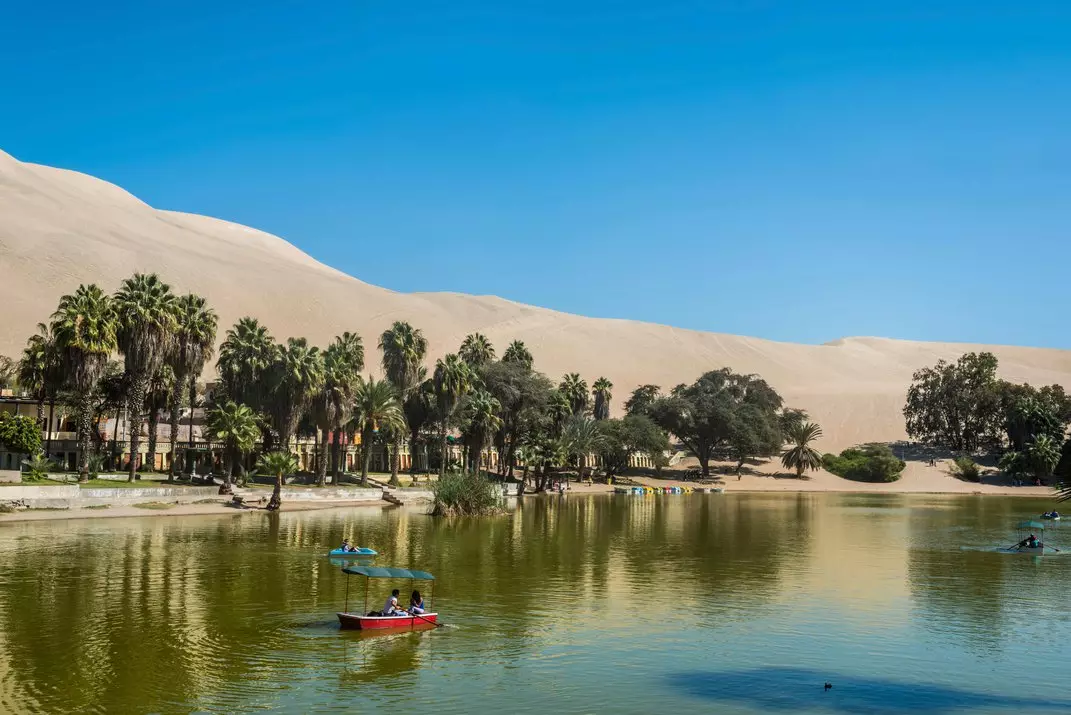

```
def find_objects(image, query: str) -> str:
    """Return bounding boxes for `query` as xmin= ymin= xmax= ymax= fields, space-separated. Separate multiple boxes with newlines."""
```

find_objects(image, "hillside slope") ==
xmin=2 ymin=149 xmax=1069 ymax=450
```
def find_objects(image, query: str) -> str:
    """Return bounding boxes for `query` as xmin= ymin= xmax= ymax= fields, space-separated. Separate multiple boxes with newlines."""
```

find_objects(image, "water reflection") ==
xmin=0 ymin=494 xmax=1065 ymax=713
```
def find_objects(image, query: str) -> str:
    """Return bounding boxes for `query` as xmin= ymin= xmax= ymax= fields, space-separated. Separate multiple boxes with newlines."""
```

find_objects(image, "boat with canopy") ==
xmin=1009 ymin=521 xmax=1048 ymax=555
xmin=337 ymin=565 xmax=438 ymax=630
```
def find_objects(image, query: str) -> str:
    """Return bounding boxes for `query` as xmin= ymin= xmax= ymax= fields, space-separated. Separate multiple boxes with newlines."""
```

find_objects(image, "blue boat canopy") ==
xmin=342 ymin=565 xmax=435 ymax=580
xmin=1017 ymin=521 xmax=1045 ymax=530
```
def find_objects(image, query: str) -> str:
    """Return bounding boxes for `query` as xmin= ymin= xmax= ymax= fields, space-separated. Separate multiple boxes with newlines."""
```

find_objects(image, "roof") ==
xmin=1017 ymin=521 xmax=1046 ymax=530
xmin=342 ymin=565 xmax=435 ymax=580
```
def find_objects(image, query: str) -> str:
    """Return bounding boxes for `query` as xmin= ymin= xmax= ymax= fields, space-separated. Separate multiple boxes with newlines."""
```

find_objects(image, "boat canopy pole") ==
xmin=364 ymin=576 xmax=370 ymax=614
xmin=345 ymin=573 xmax=351 ymax=613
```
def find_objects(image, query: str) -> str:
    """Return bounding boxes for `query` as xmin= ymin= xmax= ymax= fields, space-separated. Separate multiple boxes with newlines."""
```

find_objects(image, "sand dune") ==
xmin=2 ymin=149 xmax=1070 ymax=452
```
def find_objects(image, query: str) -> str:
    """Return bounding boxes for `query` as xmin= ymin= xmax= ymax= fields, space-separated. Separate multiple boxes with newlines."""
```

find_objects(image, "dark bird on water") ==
xmin=824 ymin=682 xmax=833 ymax=691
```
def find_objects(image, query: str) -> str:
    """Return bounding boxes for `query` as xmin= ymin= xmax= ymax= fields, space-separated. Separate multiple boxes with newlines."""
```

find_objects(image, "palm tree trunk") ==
xmin=76 ymin=391 xmax=94 ymax=482
xmin=127 ymin=376 xmax=148 ymax=482
xmin=332 ymin=427 xmax=343 ymax=480
xmin=409 ymin=429 xmax=420 ymax=479
xmin=361 ymin=428 xmax=372 ymax=486
xmin=45 ymin=400 xmax=55 ymax=458
xmin=219 ymin=446 xmax=234 ymax=495
xmin=168 ymin=375 xmax=183 ymax=480
xmin=187 ymin=375 xmax=197 ymax=466
xmin=147 ymin=406 xmax=160 ymax=473
xmin=35 ymin=399 xmax=45 ymax=430
xmin=389 ymin=437 xmax=401 ymax=487
xmin=317 ymin=427 xmax=330 ymax=487
xmin=267 ymin=473 xmax=282 ymax=510
xmin=439 ymin=428 xmax=447 ymax=477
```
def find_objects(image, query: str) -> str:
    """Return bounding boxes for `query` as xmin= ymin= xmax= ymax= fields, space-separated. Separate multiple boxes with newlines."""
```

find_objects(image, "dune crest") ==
xmin=2 ymin=150 xmax=1069 ymax=450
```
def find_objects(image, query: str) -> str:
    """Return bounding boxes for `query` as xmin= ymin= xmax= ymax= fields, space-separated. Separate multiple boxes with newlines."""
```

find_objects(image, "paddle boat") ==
xmin=1008 ymin=521 xmax=1051 ymax=555
xmin=329 ymin=547 xmax=378 ymax=558
xmin=337 ymin=565 xmax=438 ymax=630
xmin=1042 ymin=511 xmax=1061 ymax=521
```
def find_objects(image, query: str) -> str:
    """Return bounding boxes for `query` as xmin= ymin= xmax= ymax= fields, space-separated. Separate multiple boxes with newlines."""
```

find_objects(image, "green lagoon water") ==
xmin=0 ymin=493 xmax=1069 ymax=714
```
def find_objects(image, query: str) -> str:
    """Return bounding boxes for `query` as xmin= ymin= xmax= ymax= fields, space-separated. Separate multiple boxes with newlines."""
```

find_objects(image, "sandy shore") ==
xmin=0 ymin=499 xmax=392 ymax=523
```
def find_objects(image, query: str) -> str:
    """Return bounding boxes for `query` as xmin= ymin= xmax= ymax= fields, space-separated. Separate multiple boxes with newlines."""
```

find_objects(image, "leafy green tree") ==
xmin=779 ymin=408 xmax=809 ymax=436
xmin=256 ymin=451 xmax=300 ymax=511
xmin=266 ymin=338 xmax=324 ymax=464
xmin=459 ymin=333 xmax=495 ymax=368
xmin=167 ymin=294 xmax=217 ymax=479
xmin=313 ymin=334 xmax=363 ymax=486
xmin=592 ymin=377 xmax=613 ymax=420
xmin=781 ymin=422 xmax=823 ymax=479
xmin=433 ymin=354 xmax=473 ymax=478
xmin=217 ymin=317 xmax=277 ymax=412
xmin=1000 ymin=383 xmax=1071 ymax=451
xmin=501 ymin=340 xmax=534 ymax=370
xmin=479 ymin=361 xmax=553 ymax=480
xmin=379 ymin=321 xmax=427 ymax=486
xmin=0 ymin=413 xmax=42 ymax=456
xmin=50 ymin=284 xmax=118 ymax=481
xmin=558 ymin=373 xmax=589 ymax=416
xmin=903 ymin=352 xmax=1003 ymax=452
xmin=648 ymin=369 xmax=784 ymax=477
xmin=596 ymin=414 xmax=669 ymax=479
xmin=624 ymin=384 xmax=661 ymax=416
xmin=460 ymin=390 xmax=502 ymax=474
xmin=351 ymin=375 xmax=406 ymax=486
xmin=204 ymin=401 xmax=260 ymax=493
xmin=727 ymin=402 xmax=783 ymax=474
xmin=1001 ymin=434 xmax=1061 ymax=483
xmin=114 ymin=273 xmax=178 ymax=481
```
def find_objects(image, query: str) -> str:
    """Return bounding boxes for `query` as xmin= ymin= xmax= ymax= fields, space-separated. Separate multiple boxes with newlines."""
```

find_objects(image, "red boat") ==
xmin=337 ymin=564 xmax=439 ymax=631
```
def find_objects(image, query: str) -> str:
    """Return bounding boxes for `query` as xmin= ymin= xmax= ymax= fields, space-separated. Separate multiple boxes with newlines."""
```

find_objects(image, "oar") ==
xmin=409 ymin=610 xmax=443 ymax=628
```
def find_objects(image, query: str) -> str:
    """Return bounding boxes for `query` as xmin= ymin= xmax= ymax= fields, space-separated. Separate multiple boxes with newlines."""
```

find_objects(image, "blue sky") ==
xmin=3 ymin=1 xmax=1069 ymax=347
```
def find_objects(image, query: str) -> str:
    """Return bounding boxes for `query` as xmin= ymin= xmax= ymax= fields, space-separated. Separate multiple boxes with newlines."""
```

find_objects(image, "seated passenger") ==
xmin=410 ymin=590 xmax=426 ymax=615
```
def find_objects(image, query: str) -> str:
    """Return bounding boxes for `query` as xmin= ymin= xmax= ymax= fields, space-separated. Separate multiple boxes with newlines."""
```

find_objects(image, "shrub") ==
xmin=431 ymin=471 xmax=503 ymax=516
xmin=0 ymin=413 xmax=42 ymax=456
xmin=20 ymin=453 xmax=57 ymax=482
xmin=822 ymin=443 xmax=906 ymax=483
xmin=949 ymin=456 xmax=982 ymax=482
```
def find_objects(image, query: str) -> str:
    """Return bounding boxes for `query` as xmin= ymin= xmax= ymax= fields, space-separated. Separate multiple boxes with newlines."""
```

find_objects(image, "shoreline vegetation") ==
xmin=1 ymin=273 xmax=1069 ymax=518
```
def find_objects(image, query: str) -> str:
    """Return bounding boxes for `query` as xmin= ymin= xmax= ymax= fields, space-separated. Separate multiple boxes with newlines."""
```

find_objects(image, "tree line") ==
xmin=1 ymin=272 xmax=833 ymax=504
xmin=903 ymin=351 xmax=1071 ymax=483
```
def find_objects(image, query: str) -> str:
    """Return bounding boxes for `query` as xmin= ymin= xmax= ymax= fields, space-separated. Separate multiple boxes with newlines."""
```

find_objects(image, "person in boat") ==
xmin=339 ymin=539 xmax=355 ymax=553
xmin=409 ymin=590 xmax=425 ymax=615
xmin=383 ymin=588 xmax=404 ymax=616
xmin=1025 ymin=534 xmax=1041 ymax=549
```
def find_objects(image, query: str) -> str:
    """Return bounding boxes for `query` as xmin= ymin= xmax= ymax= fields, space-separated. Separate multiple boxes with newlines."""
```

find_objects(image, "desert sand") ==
xmin=2 ymin=148 xmax=1070 ymax=473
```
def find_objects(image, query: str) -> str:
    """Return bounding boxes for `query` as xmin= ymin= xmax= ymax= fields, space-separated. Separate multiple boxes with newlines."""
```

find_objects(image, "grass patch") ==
xmin=193 ymin=498 xmax=221 ymax=504
xmin=132 ymin=502 xmax=176 ymax=510
xmin=83 ymin=504 xmax=110 ymax=510
xmin=431 ymin=471 xmax=504 ymax=517
xmin=28 ymin=507 xmax=69 ymax=512
xmin=77 ymin=479 xmax=197 ymax=489
xmin=0 ymin=504 xmax=15 ymax=514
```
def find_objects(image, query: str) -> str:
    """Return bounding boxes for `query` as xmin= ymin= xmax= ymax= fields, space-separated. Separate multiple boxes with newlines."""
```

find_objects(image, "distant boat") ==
xmin=329 ymin=547 xmax=377 ymax=557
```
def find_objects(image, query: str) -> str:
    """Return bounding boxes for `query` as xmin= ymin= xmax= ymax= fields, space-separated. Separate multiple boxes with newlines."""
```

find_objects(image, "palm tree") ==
xmin=379 ymin=321 xmax=427 ymax=486
xmin=501 ymin=340 xmax=533 ymax=370
xmin=167 ymin=294 xmax=217 ymax=479
xmin=351 ymin=376 xmax=406 ymax=486
xmin=404 ymin=379 xmax=436 ymax=480
xmin=114 ymin=273 xmax=178 ymax=481
xmin=313 ymin=335 xmax=363 ymax=487
xmin=0 ymin=355 xmax=15 ymax=390
xmin=460 ymin=333 xmax=495 ymax=368
xmin=328 ymin=331 xmax=364 ymax=479
xmin=18 ymin=323 xmax=59 ymax=430
xmin=143 ymin=365 xmax=173 ymax=472
xmin=433 ymin=353 xmax=473 ymax=477
xmin=50 ymin=284 xmax=118 ymax=481
xmin=461 ymin=390 xmax=502 ymax=475
xmin=592 ymin=377 xmax=613 ymax=420
xmin=781 ymin=422 xmax=824 ymax=479
xmin=204 ymin=401 xmax=261 ymax=494
xmin=562 ymin=415 xmax=605 ymax=483
xmin=559 ymin=373 xmax=589 ymax=416
xmin=257 ymin=451 xmax=300 ymax=511
xmin=547 ymin=390 xmax=572 ymax=435
xmin=267 ymin=338 xmax=325 ymax=457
